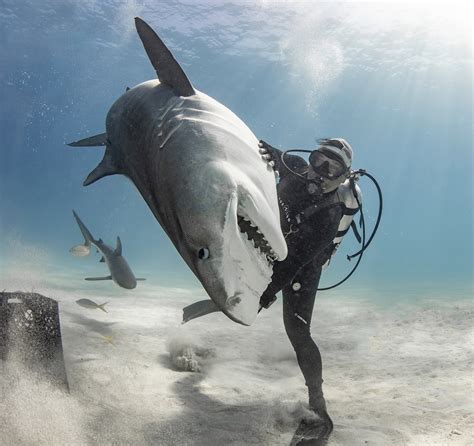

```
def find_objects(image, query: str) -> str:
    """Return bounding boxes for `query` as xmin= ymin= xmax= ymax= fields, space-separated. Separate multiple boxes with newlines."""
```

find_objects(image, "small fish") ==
xmin=75 ymin=298 xmax=108 ymax=312
xmin=70 ymin=244 xmax=91 ymax=257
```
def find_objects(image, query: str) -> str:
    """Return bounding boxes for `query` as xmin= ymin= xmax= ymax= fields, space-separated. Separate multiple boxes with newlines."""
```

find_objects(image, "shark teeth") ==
xmin=237 ymin=215 xmax=278 ymax=265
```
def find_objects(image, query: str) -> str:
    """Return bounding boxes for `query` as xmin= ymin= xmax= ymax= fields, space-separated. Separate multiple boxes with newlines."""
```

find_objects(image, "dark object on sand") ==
xmin=0 ymin=291 xmax=69 ymax=390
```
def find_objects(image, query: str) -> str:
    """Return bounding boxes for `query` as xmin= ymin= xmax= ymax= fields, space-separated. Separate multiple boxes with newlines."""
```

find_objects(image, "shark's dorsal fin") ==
xmin=114 ymin=236 xmax=122 ymax=256
xmin=83 ymin=148 xmax=121 ymax=186
xmin=67 ymin=133 xmax=107 ymax=147
xmin=135 ymin=17 xmax=195 ymax=97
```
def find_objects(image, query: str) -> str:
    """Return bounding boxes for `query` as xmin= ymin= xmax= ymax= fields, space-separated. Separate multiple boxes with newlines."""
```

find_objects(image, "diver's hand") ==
xmin=258 ymin=140 xmax=279 ymax=175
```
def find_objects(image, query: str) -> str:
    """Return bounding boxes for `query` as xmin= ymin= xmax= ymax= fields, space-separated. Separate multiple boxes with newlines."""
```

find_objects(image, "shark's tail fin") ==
xmin=72 ymin=210 xmax=97 ymax=246
xmin=98 ymin=302 xmax=109 ymax=313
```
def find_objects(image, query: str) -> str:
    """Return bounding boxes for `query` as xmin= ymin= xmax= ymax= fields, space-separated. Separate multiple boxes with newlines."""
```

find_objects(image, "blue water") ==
xmin=0 ymin=1 xmax=472 ymax=300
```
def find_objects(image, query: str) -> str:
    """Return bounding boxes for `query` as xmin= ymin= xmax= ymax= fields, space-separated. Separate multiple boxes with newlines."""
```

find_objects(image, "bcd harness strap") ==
xmin=289 ymin=192 xmax=361 ymax=243
xmin=336 ymin=211 xmax=362 ymax=243
xmin=293 ymin=201 xmax=342 ymax=225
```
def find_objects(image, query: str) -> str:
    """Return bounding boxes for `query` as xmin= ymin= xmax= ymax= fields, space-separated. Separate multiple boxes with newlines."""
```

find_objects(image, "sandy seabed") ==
xmin=0 ymin=284 xmax=472 ymax=446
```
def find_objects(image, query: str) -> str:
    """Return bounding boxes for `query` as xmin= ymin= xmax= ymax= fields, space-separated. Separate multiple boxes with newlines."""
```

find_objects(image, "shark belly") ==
xmin=106 ymin=256 xmax=137 ymax=290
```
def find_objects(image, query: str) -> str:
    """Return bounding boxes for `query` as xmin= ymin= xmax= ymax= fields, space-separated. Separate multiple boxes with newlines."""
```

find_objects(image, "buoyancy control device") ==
xmin=280 ymin=150 xmax=383 ymax=290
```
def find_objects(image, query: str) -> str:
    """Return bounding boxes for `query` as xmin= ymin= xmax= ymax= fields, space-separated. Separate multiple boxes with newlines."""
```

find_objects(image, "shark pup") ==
xmin=72 ymin=210 xmax=145 ymax=289
xmin=69 ymin=18 xmax=287 ymax=325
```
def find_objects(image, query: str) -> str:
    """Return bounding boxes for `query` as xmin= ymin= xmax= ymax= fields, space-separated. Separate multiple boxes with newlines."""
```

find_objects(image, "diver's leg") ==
xmin=282 ymin=262 xmax=331 ymax=419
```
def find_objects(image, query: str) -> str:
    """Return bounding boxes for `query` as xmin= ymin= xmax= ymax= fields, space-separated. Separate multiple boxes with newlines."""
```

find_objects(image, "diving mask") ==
xmin=309 ymin=150 xmax=347 ymax=179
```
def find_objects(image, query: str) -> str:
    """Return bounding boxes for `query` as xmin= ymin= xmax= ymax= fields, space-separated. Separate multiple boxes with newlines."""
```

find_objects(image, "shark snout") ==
xmin=117 ymin=278 xmax=137 ymax=290
xmin=199 ymin=189 xmax=283 ymax=325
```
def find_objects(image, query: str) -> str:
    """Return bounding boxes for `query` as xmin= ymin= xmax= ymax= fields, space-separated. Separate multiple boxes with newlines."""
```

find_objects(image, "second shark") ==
xmin=71 ymin=210 xmax=145 ymax=289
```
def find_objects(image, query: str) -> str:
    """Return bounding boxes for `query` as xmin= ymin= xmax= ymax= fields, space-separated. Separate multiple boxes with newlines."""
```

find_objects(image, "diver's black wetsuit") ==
xmin=260 ymin=143 xmax=343 ymax=413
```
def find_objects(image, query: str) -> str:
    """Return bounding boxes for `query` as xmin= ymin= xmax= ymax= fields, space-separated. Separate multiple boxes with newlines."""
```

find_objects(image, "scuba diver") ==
xmin=258 ymin=137 xmax=362 ymax=442
xmin=181 ymin=135 xmax=382 ymax=442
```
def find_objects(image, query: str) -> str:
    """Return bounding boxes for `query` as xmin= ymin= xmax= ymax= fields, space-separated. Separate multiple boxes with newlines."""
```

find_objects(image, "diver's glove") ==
xmin=258 ymin=140 xmax=279 ymax=176
xmin=258 ymin=293 xmax=277 ymax=313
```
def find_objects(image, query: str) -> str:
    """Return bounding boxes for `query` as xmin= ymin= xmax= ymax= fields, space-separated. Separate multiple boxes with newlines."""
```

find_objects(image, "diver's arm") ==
xmin=260 ymin=206 xmax=341 ymax=305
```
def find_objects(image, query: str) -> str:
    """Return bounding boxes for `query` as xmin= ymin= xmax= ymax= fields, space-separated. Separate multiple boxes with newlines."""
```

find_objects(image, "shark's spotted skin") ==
xmin=69 ymin=18 xmax=287 ymax=325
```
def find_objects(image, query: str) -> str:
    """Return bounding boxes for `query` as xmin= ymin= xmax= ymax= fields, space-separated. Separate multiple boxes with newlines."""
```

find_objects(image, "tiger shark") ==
xmin=68 ymin=17 xmax=287 ymax=325
xmin=72 ymin=210 xmax=145 ymax=289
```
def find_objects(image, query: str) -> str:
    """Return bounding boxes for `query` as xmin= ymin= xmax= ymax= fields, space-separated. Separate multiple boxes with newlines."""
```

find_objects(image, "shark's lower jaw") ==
xmin=237 ymin=215 xmax=279 ymax=264
xmin=236 ymin=215 xmax=274 ymax=281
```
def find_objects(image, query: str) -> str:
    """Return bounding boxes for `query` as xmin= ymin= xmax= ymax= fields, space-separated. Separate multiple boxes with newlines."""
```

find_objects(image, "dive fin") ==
xmin=99 ymin=256 xmax=105 ymax=263
xmin=67 ymin=133 xmax=107 ymax=147
xmin=182 ymin=299 xmax=220 ymax=324
xmin=135 ymin=17 xmax=195 ymax=97
xmin=85 ymin=275 xmax=112 ymax=281
xmin=72 ymin=210 xmax=95 ymax=245
xmin=114 ymin=236 xmax=122 ymax=256
xmin=83 ymin=147 xmax=121 ymax=186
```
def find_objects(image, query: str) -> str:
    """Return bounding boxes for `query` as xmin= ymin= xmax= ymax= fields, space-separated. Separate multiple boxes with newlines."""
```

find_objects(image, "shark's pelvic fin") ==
xmin=85 ymin=276 xmax=112 ymax=281
xmin=134 ymin=17 xmax=195 ymax=97
xmin=83 ymin=148 xmax=121 ymax=186
xmin=114 ymin=236 xmax=122 ymax=256
xmin=67 ymin=133 xmax=107 ymax=147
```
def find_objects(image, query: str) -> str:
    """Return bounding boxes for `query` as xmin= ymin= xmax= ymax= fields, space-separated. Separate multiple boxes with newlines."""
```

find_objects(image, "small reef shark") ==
xmin=68 ymin=18 xmax=287 ymax=325
xmin=72 ymin=210 xmax=145 ymax=289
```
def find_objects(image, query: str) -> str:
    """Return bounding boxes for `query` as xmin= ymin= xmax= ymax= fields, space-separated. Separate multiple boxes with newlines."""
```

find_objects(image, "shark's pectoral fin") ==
xmin=114 ymin=236 xmax=122 ymax=256
xmin=85 ymin=275 xmax=112 ymax=281
xmin=136 ymin=278 xmax=146 ymax=281
xmin=134 ymin=17 xmax=195 ymax=97
xmin=182 ymin=299 xmax=220 ymax=324
xmin=84 ymin=148 xmax=121 ymax=186
xmin=67 ymin=133 xmax=107 ymax=147
xmin=99 ymin=256 xmax=105 ymax=263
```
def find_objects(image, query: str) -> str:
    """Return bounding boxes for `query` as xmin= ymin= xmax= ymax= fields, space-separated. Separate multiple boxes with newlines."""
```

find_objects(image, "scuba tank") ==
xmin=318 ymin=168 xmax=383 ymax=290
xmin=321 ymin=177 xmax=362 ymax=269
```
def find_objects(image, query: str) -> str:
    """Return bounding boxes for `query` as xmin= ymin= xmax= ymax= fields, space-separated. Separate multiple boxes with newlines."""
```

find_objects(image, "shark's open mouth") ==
xmin=237 ymin=215 xmax=278 ymax=264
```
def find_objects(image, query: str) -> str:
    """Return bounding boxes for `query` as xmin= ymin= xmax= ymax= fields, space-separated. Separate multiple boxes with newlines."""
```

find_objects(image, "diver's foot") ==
xmin=290 ymin=410 xmax=334 ymax=446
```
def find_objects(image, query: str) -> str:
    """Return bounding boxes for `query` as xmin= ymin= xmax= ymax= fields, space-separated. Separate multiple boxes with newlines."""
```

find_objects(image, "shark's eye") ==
xmin=198 ymin=248 xmax=210 ymax=260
